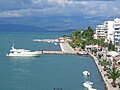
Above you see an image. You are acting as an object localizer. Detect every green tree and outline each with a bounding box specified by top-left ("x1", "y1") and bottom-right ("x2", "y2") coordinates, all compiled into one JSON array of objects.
[
  {"x1": 74, "y1": 39, "x2": 81, "y2": 47},
  {"x1": 100, "y1": 59, "x2": 110, "y2": 71},
  {"x1": 69, "y1": 27, "x2": 95, "y2": 49},
  {"x1": 97, "y1": 38, "x2": 108, "y2": 47},
  {"x1": 71, "y1": 30, "x2": 81, "y2": 39},
  {"x1": 108, "y1": 41, "x2": 115, "y2": 51},
  {"x1": 105, "y1": 69, "x2": 120, "y2": 87},
  {"x1": 81, "y1": 26, "x2": 94, "y2": 40}
]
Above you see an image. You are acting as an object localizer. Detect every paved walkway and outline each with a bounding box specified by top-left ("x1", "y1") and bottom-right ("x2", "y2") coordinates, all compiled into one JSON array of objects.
[
  {"x1": 89, "y1": 53, "x2": 120, "y2": 90},
  {"x1": 40, "y1": 42, "x2": 76, "y2": 54},
  {"x1": 59, "y1": 42, "x2": 75, "y2": 53}
]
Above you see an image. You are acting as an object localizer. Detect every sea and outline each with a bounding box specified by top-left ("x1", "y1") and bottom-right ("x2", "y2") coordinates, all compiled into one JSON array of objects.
[{"x1": 0, "y1": 32, "x2": 105, "y2": 90}]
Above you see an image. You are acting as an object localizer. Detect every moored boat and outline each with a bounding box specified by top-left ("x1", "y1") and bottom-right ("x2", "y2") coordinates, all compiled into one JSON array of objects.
[
  {"x1": 83, "y1": 81, "x2": 97, "y2": 90},
  {"x1": 6, "y1": 47, "x2": 42, "y2": 57},
  {"x1": 77, "y1": 51, "x2": 88, "y2": 56},
  {"x1": 83, "y1": 82, "x2": 92, "y2": 89},
  {"x1": 85, "y1": 81, "x2": 93, "y2": 85},
  {"x1": 83, "y1": 71, "x2": 90, "y2": 76}
]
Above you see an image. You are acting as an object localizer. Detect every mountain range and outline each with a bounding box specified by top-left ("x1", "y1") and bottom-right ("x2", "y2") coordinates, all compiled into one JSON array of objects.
[{"x1": 0, "y1": 16, "x2": 115, "y2": 32}]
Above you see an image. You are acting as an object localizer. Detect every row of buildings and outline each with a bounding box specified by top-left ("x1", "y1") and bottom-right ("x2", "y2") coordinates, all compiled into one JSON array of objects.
[{"x1": 94, "y1": 18, "x2": 120, "y2": 51}]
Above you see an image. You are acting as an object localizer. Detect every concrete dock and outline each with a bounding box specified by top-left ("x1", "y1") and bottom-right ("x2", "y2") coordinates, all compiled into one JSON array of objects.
[
  {"x1": 42, "y1": 51, "x2": 76, "y2": 54},
  {"x1": 59, "y1": 42, "x2": 75, "y2": 52},
  {"x1": 33, "y1": 39, "x2": 59, "y2": 42},
  {"x1": 42, "y1": 42, "x2": 76, "y2": 54}
]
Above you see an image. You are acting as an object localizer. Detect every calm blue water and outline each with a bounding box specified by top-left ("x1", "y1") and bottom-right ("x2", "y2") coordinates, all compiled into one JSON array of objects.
[{"x1": 0, "y1": 32, "x2": 105, "y2": 90}]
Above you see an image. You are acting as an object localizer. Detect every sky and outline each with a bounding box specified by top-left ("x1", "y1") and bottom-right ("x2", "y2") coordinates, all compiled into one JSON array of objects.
[{"x1": 0, "y1": 0, "x2": 120, "y2": 17}]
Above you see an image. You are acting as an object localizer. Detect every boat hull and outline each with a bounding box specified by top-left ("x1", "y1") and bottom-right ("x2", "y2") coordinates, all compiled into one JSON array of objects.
[
  {"x1": 6, "y1": 51, "x2": 42, "y2": 57},
  {"x1": 6, "y1": 54, "x2": 40, "y2": 57}
]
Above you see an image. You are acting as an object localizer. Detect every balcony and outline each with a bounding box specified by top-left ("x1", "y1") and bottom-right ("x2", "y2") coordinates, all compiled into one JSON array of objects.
[
  {"x1": 114, "y1": 36, "x2": 120, "y2": 39},
  {"x1": 114, "y1": 33, "x2": 120, "y2": 35},
  {"x1": 114, "y1": 24, "x2": 120, "y2": 29}
]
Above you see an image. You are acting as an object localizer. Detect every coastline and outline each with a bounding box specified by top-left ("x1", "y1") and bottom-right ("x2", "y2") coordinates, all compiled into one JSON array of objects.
[
  {"x1": 0, "y1": 32, "x2": 112, "y2": 90},
  {"x1": 31, "y1": 37, "x2": 120, "y2": 90},
  {"x1": 89, "y1": 53, "x2": 120, "y2": 90}
]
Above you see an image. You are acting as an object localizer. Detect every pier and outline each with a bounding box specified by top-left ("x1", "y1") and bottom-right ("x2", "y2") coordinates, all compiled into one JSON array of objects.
[
  {"x1": 42, "y1": 51, "x2": 76, "y2": 54},
  {"x1": 33, "y1": 39, "x2": 59, "y2": 42},
  {"x1": 36, "y1": 42, "x2": 77, "y2": 55},
  {"x1": 33, "y1": 39, "x2": 77, "y2": 55}
]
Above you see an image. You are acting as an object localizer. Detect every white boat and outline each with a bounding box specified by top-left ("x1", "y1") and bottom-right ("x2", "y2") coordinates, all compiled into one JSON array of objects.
[
  {"x1": 85, "y1": 81, "x2": 93, "y2": 85},
  {"x1": 54, "y1": 43, "x2": 57, "y2": 45},
  {"x1": 83, "y1": 71, "x2": 90, "y2": 76},
  {"x1": 6, "y1": 47, "x2": 42, "y2": 57},
  {"x1": 77, "y1": 51, "x2": 88, "y2": 56},
  {"x1": 83, "y1": 81, "x2": 97, "y2": 90},
  {"x1": 83, "y1": 82, "x2": 92, "y2": 89}
]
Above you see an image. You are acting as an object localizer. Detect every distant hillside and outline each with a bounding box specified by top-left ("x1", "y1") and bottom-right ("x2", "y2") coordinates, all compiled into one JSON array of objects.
[
  {"x1": 0, "y1": 16, "x2": 114, "y2": 32},
  {"x1": 0, "y1": 24, "x2": 45, "y2": 32}
]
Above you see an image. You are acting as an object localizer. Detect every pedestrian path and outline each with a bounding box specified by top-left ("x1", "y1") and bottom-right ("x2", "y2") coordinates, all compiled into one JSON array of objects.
[
  {"x1": 90, "y1": 53, "x2": 120, "y2": 90},
  {"x1": 59, "y1": 42, "x2": 75, "y2": 52}
]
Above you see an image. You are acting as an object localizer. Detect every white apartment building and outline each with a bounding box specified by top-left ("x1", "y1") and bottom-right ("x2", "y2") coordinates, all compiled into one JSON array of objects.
[
  {"x1": 95, "y1": 17, "x2": 120, "y2": 51},
  {"x1": 113, "y1": 18, "x2": 120, "y2": 45},
  {"x1": 104, "y1": 21, "x2": 114, "y2": 42},
  {"x1": 96, "y1": 25, "x2": 107, "y2": 39},
  {"x1": 96, "y1": 21, "x2": 114, "y2": 43}
]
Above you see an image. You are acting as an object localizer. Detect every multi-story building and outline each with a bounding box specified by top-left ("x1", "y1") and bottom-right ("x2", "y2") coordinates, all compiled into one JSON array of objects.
[
  {"x1": 113, "y1": 18, "x2": 120, "y2": 45},
  {"x1": 104, "y1": 21, "x2": 114, "y2": 43},
  {"x1": 95, "y1": 17, "x2": 120, "y2": 51},
  {"x1": 95, "y1": 21, "x2": 114, "y2": 42},
  {"x1": 96, "y1": 25, "x2": 107, "y2": 39}
]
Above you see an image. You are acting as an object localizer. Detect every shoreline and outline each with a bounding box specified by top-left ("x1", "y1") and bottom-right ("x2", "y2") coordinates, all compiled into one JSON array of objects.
[
  {"x1": 59, "y1": 41, "x2": 117, "y2": 90},
  {"x1": 34, "y1": 38, "x2": 119, "y2": 90},
  {"x1": 89, "y1": 53, "x2": 119, "y2": 90}
]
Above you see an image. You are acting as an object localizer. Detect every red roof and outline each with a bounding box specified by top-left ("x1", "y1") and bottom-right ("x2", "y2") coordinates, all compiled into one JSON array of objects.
[{"x1": 98, "y1": 46, "x2": 102, "y2": 48}]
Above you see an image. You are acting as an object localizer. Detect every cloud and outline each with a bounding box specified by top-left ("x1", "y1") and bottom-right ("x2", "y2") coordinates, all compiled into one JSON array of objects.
[
  {"x1": 32, "y1": 0, "x2": 42, "y2": 4},
  {"x1": 0, "y1": 11, "x2": 23, "y2": 17},
  {"x1": 0, "y1": 0, "x2": 120, "y2": 17}
]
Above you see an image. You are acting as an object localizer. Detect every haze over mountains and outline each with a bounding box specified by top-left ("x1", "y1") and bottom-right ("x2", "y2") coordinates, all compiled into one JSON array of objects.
[
  {"x1": 0, "y1": 0, "x2": 120, "y2": 32},
  {"x1": 0, "y1": 16, "x2": 115, "y2": 32}
]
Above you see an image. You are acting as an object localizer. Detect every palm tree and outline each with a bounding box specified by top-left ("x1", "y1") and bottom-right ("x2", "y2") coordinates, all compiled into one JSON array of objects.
[
  {"x1": 105, "y1": 69, "x2": 120, "y2": 87},
  {"x1": 100, "y1": 59, "x2": 110, "y2": 71}
]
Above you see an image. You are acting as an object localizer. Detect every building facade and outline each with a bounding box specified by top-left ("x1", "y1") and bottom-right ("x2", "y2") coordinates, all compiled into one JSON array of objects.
[
  {"x1": 96, "y1": 25, "x2": 107, "y2": 39},
  {"x1": 113, "y1": 18, "x2": 120, "y2": 45},
  {"x1": 95, "y1": 21, "x2": 114, "y2": 43},
  {"x1": 95, "y1": 18, "x2": 120, "y2": 51}
]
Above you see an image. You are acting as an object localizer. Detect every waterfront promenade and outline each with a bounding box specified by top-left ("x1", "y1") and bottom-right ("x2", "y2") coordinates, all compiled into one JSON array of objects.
[{"x1": 89, "y1": 53, "x2": 120, "y2": 90}]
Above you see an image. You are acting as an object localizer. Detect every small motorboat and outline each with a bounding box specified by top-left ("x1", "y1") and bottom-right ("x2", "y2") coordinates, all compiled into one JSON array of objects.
[
  {"x1": 85, "y1": 81, "x2": 93, "y2": 85},
  {"x1": 54, "y1": 43, "x2": 57, "y2": 45},
  {"x1": 83, "y1": 71, "x2": 90, "y2": 76},
  {"x1": 83, "y1": 82, "x2": 92, "y2": 89}
]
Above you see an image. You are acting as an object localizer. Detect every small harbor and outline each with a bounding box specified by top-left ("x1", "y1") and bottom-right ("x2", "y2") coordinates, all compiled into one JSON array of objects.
[
  {"x1": 0, "y1": 32, "x2": 106, "y2": 90},
  {"x1": 33, "y1": 38, "x2": 77, "y2": 55}
]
